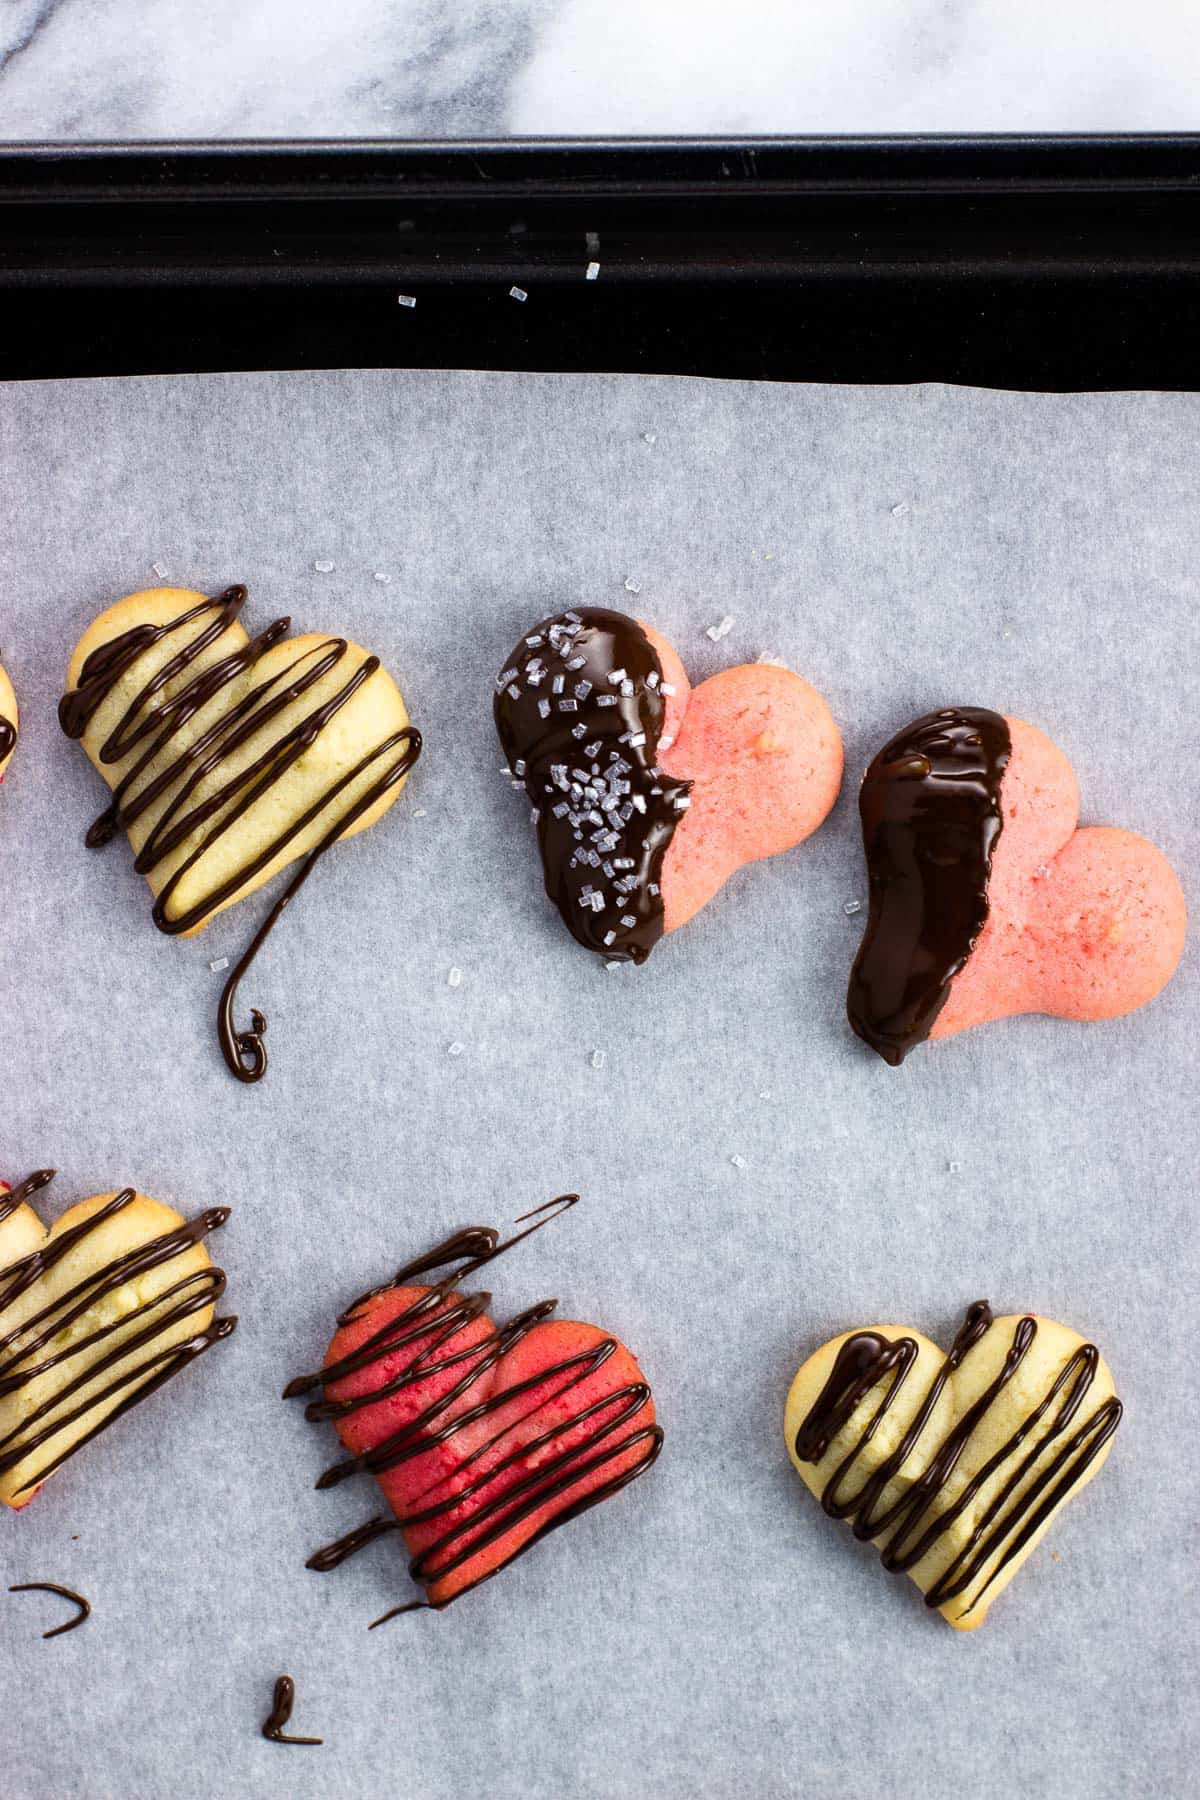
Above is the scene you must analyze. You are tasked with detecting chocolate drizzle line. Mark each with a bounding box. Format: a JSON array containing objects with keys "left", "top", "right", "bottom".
[
  {"left": 58, "top": 586, "right": 422, "bottom": 1082},
  {"left": 286, "top": 1196, "right": 663, "bottom": 1625},
  {"left": 494, "top": 607, "right": 691, "bottom": 962},
  {"left": 0, "top": 1168, "right": 56, "bottom": 1229},
  {"left": 9, "top": 1581, "right": 91, "bottom": 1639},
  {"left": 848, "top": 707, "right": 1012, "bottom": 1065},
  {"left": 794, "top": 1303, "right": 1122, "bottom": 1616},
  {"left": 262, "top": 1675, "right": 323, "bottom": 1746},
  {"left": 0, "top": 1172, "right": 236, "bottom": 1495}
]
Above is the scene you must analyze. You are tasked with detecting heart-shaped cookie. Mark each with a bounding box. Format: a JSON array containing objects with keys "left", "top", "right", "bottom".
[
  {"left": 60, "top": 585, "right": 421, "bottom": 1082},
  {"left": 785, "top": 1302, "right": 1121, "bottom": 1629},
  {"left": 848, "top": 708, "right": 1186, "bottom": 1062},
  {"left": 495, "top": 608, "right": 842, "bottom": 961},
  {"left": 0, "top": 657, "right": 17, "bottom": 778},
  {"left": 0, "top": 1169, "right": 234, "bottom": 1510},
  {"left": 286, "top": 1200, "right": 662, "bottom": 1623}
]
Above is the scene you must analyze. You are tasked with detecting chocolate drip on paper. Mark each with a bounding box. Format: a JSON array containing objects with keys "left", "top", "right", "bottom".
[
  {"left": 494, "top": 607, "right": 690, "bottom": 962},
  {"left": 287, "top": 1196, "right": 662, "bottom": 1622},
  {"left": 262, "top": 1675, "right": 323, "bottom": 1746},
  {"left": 848, "top": 707, "right": 1012, "bottom": 1064},
  {"left": 59, "top": 587, "right": 421, "bottom": 1082},
  {"left": 9, "top": 1581, "right": 91, "bottom": 1639},
  {"left": 0, "top": 1172, "right": 235, "bottom": 1496},
  {"left": 794, "top": 1303, "right": 1122, "bottom": 1616}
]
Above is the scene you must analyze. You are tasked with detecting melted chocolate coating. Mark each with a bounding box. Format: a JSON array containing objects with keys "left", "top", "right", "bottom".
[
  {"left": 0, "top": 1168, "right": 56, "bottom": 1229},
  {"left": 9, "top": 1581, "right": 91, "bottom": 1639},
  {"left": 286, "top": 1196, "right": 663, "bottom": 1624},
  {"left": 0, "top": 1172, "right": 235, "bottom": 1496},
  {"left": 794, "top": 1303, "right": 1121, "bottom": 1617},
  {"left": 262, "top": 1675, "right": 323, "bottom": 1746},
  {"left": 59, "top": 587, "right": 421, "bottom": 1082},
  {"left": 494, "top": 608, "right": 690, "bottom": 962},
  {"left": 0, "top": 716, "right": 15, "bottom": 761},
  {"left": 847, "top": 707, "right": 1012, "bottom": 1064}
]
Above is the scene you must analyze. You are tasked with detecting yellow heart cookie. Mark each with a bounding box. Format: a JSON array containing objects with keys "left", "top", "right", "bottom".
[
  {"left": 784, "top": 1302, "right": 1120, "bottom": 1630},
  {"left": 0, "top": 657, "right": 17, "bottom": 777},
  {"left": 0, "top": 1169, "right": 234, "bottom": 1510},
  {"left": 60, "top": 586, "right": 421, "bottom": 1081}
]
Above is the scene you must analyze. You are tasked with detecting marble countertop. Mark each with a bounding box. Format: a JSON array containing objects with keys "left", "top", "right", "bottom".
[{"left": 1, "top": 0, "right": 1197, "bottom": 142}]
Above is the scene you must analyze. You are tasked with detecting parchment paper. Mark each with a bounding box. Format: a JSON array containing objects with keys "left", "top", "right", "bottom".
[{"left": 0, "top": 370, "right": 1196, "bottom": 1800}]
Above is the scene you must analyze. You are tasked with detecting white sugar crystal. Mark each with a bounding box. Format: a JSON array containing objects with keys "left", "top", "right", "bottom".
[
  {"left": 538, "top": 698, "right": 551, "bottom": 719},
  {"left": 642, "top": 431, "right": 657, "bottom": 445},
  {"left": 513, "top": 758, "right": 526, "bottom": 777},
  {"left": 591, "top": 1048, "right": 606, "bottom": 1069},
  {"left": 660, "top": 682, "right": 676, "bottom": 696},
  {"left": 947, "top": 1159, "right": 962, "bottom": 1174},
  {"left": 447, "top": 1041, "right": 464, "bottom": 1058},
  {"left": 891, "top": 501, "right": 909, "bottom": 517},
  {"left": 605, "top": 960, "right": 622, "bottom": 973},
  {"left": 397, "top": 293, "right": 417, "bottom": 308},
  {"left": 373, "top": 571, "right": 391, "bottom": 584},
  {"left": 843, "top": 899, "right": 862, "bottom": 916},
  {"left": 705, "top": 615, "right": 735, "bottom": 642},
  {"left": 624, "top": 577, "right": 642, "bottom": 594},
  {"left": 586, "top": 260, "right": 600, "bottom": 281},
  {"left": 313, "top": 558, "right": 335, "bottom": 573},
  {"left": 509, "top": 285, "right": 528, "bottom": 302},
  {"left": 627, "top": 731, "right": 646, "bottom": 748},
  {"left": 413, "top": 808, "right": 426, "bottom": 818},
  {"left": 620, "top": 914, "right": 636, "bottom": 928},
  {"left": 209, "top": 957, "right": 229, "bottom": 973},
  {"left": 151, "top": 560, "right": 169, "bottom": 579},
  {"left": 674, "top": 794, "right": 691, "bottom": 811},
  {"left": 757, "top": 652, "right": 789, "bottom": 668},
  {"left": 447, "top": 967, "right": 463, "bottom": 988},
  {"left": 758, "top": 1091, "right": 772, "bottom": 1101},
  {"left": 730, "top": 1154, "right": 747, "bottom": 1170},
  {"left": 607, "top": 668, "right": 626, "bottom": 685}
]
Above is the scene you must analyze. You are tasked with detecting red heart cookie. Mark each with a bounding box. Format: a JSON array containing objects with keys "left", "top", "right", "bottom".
[
  {"left": 287, "top": 1203, "right": 661, "bottom": 1622},
  {"left": 849, "top": 709, "right": 1187, "bottom": 1062},
  {"left": 496, "top": 608, "right": 842, "bottom": 961}
]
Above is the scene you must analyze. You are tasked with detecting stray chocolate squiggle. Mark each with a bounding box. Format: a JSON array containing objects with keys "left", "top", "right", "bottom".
[
  {"left": 59, "top": 586, "right": 422, "bottom": 1082},
  {"left": 286, "top": 1197, "right": 663, "bottom": 1625},
  {"left": 794, "top": 1303, "right": 1122, "bottom": 1615},
  {"left": 0, "top": 1172, "right": 235, "bottom": 1495},
  {"left": 848, "top": 707, "right": 1011, "bottom": 1064},
  {"left": 262, "top": 1675, "right": 323, "bottom": 1746},
  {"left": 495, "top": 608, "right": 691, "bottom": 962},
  {"left": 9, "top": 1581, "right": 91, "bottom": 1639}
]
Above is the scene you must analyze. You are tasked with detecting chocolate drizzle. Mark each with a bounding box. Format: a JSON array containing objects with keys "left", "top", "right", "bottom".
[
  {"left": 0, "top": 1168, "right": 56, "bottom": 1229},
  {"left": 0, "top": 1172, "right": 235, "bottom": 1496},
  {"left": 262, "top": 1675, "right": 322, "bottom": 1746},
  {"left": 494, "top": 607, "right": 691, "bottom": 962},
  {"left": 848, "top": 707, "right": 1012, "bottom": 1064},
  {"left": 59, "top": 586, "right": 422, "bottom": 1082},
  {"left": 9, "top": 1581, "right": 91, "bottom": 1639},
  {"left": 286, "top": 1196, "right": 663, "bottom": 1625},
  {"left": 794, "top": 1303, "right": 1122, "bottom": 1616},
  {"left": 0, "top": 716, "right": 15, "bottom": 761}
]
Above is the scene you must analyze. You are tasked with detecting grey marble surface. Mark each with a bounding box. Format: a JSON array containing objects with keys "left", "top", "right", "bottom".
[{"left": 0, "top": 0, "right": 1197, "bottom": 141}]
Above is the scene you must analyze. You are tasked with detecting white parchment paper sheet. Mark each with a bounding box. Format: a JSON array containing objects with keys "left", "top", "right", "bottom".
[{"left": 0, "top": 371, "right": 1196, "bottom": 1800}]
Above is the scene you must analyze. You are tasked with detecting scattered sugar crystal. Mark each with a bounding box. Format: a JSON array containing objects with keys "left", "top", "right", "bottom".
[
  {"left": 447, "top": 967, "right": 463, "bottom": 988},
  {"left": 660, "top": 682, "right": 676, "bottom": 696},
  {"left": 397, "top": 293, "right": 417, "bottom": 308},
  {"left": 586, "top": 230, "right": 601, "bottom": 253},
  {"left": 605, "top": 960, "right": 622, "bottom": 973},
  {"left": 413, "top": 808, "right": 426, "bottom": 818},
  {"left": 151, "top": 560, "right": 168, "bottom": 578},
  {"left": 642, "top": 431, "right": 657, "bottom": 445},
  {"left": 891, "top": 501, "right": 909, "bottom": 517},
  {"left": 447, "top": 1041, "right": 464, "bottom": 1058},
  {"left": 509, "top": 285, "right": 528, "bottom": 302},
  {"left": 843, "top": 899, "right": 862, "bottom": 916},
  {"left": 209, "top": 957, "right": 229, "bottom": 973},
  {"left": 313, "top": 558, "right": 335, "bottom": 573},
  {"left": 538, "top": 698, "right": 551, "bottom": 719},
  {"left": 706, "top": 615, "right": 735, "bottom": 642},
  {"left": 758, "top": 1091, "right": 772, "bottom": 1101},
  {"left": 757, "top": 652, "right": 789, "bottom": 668},
  {"left": 947, "top": 1159, "right": 962, "bottom": 1174},
  {"left": 591, "top": 1048, "right": 606, "bottom": 1069},
  {"left": 624, "top": 576, "right": 642, "bottom": 594},
  {"left": 373, "top": 571, "right": 391, "bottom": 584},
  {"left": 730, "top": 1154, "right": 747, "bottom": 1170},
  {"left": 586, "top": 261, "right": 600, "bottom": 281}
]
